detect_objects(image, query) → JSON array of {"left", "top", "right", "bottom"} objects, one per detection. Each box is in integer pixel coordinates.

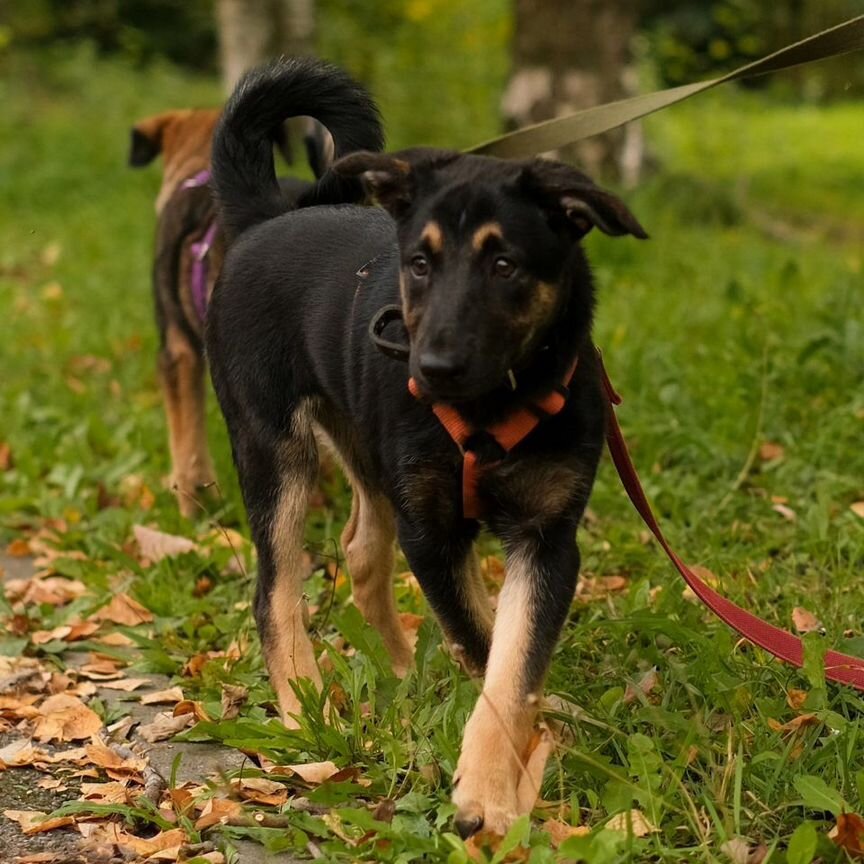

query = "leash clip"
[{"left": 369, "top": 304, "right": 411, "bottom": 362}]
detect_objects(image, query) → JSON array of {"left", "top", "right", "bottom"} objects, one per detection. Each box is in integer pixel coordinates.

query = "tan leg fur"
[
  {"left": 452, "top": 549, "right": 542, "bottom": 836},
  {"left": 159, "top": 324, "right": 216, "bottom": 518},
  {"left": 341, "top": 488, "right": 414, "bottom": 675}
]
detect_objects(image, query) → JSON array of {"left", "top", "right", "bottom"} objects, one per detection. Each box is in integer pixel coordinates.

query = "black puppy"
[{"left": 207, "top": 58, "right": 646, "bottom": 838}]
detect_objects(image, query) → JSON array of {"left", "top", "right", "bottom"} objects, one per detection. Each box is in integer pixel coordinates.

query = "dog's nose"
[{"left": 419, "top": 352, "right": 466, "bottom": 382}]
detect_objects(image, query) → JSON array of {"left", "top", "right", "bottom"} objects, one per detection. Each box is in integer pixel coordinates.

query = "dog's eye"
[
  {"left": 494, "top": 257, "right": 516, "bottom": 279},
  {"left": 410, "top": 254, "right": 430, "bottom": 278}
]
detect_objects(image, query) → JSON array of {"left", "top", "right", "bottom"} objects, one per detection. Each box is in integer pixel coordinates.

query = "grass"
[{"left": 1, "top": 42, "right": 863, "bottom": 864}]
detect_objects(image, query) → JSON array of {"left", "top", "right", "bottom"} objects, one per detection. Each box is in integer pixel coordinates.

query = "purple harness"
[{"left": 181, "top": 169, "right": 218, "bottom": 321}]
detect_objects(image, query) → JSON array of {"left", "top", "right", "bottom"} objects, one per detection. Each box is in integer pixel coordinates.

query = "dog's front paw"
[{"left": 452, "top": 766, "right": 520, "bottom": 839}]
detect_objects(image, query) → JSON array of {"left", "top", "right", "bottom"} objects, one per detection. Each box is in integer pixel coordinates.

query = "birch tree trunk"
[
  {"left": 216, "top": 0, "right": 316, "bottom": 92},
  {"left": 502, "top": 0, "right": 643, "bottom": 185}
]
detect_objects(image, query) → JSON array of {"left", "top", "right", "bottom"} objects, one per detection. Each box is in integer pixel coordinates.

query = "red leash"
[{"left": 597, "top": 350, "right": 864, "bottom": 691}]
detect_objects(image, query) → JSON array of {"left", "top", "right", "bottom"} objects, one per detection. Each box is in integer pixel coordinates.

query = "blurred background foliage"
[{"left": 2, "top": 0, "right": 863, "bottom": 96}]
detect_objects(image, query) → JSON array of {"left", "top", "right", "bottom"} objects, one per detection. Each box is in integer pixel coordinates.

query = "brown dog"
[{"left": 129, "top": 109, "right": 326, "bottom": 516}]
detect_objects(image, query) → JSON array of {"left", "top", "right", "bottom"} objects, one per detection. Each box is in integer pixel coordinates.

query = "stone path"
[{"left": 0, "top": 555, "right": 298, "bottom": 864}]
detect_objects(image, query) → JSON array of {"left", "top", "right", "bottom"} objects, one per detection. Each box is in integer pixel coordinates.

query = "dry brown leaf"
[
  {"left": 0, "top": 442, "right": 12, "bottom": 472},
  {"left": 5, "top": 538, "right": 32, "bottom": 557},
  {"left": 85, "top": 742, "right": 148, "bottom": 774},
  {"left": 173, "top": 700, "right": 212, "bottom": 722},
  {"left": 91, "top": 593, "right": 153, "bottom": 627},
  {"left": 33, "top": 694, "right": 102, "bottom": 743},
  {"left": 36, "top": 777, "right": 67, "bottom": 792},
  {"left": 31, "top": 621, "right": 100, "bottom": 645},
  {"left": 758, "top": 442, "right": 785, "bottom": 462},
  {"left": 232, "top": 776, "right": 288, "bottom": 806},
  {"left": 133, "top": 524, "right": 198, "bottom": 562},
  {"left": 772, "top": 503, "right": 798, "bottom": 522},
  {"left": 2, "top": 809, "right": 75, "bottom": 834},
  {"left": 576, "top": 575, "right": 629, "bottom": 602},
  {"left": 6, "top": 576, "right": 88, "bottom": 607},
  {"left": 792, "top": 607, "right": 824, "bottom": 634},
  {"left": 77, "top": 655, "right": 126, "bottom": 681},
  {"left": 140, "top": 686, "right": 184, "bottom": 706},
  {"left": 398, "top": 612, "right": 425, "bottom": 652},
  {"left": 194, "top": 798, "right": 244, "bottom": 830},
  {"left": 94, "top": 631, "right": 136, "bottom": 648},
  {"left": 79, "top": 781, "right": 132, "bottom": 805},
  {"left": 830, "top": 812, "right": 864, "bottom": 857},
  {"left": 138, "top": 711, "right": 194, "bottom": 743},
  {"left": 282, "top": 760, "right": 340, "bottom": 784},
  {"left": 542, "top": 819, "right": 591, "bottom": 846},
  {"left": 721, "top": 837, "right": 751, "bottom": 864},
  {"left": 850, "top": 502, "right": 864, "bottom": 520},
  {"left": 623, "top": 667, "right": 661, "bottom": 704},
  {"left": 221, "top": 683, "right": 248, "bottom": 720},
  {"left": 767, "top": 713, "right": 820, "bottom": 735},
  {"left": 606, "top": 809, "right": 658, "bottom": 836},
  {"left": 98, "top": 677, "right": 150, "bottom": 692},
  {"left": 786, "top": 688, "right": 809, "bottom": 710}
]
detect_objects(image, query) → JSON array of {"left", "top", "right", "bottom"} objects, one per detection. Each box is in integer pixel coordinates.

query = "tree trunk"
[
  {"left": 215, "top": 0, "right": 321, "bottom": 167},
  {"left": 502, "top": 0, "right": 642, "bottom": 185},
  {"left": 216, "top": 0, "right": 316, "bottom": 93}
]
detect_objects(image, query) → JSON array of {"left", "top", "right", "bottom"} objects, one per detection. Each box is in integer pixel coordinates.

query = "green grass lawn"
[{"left": 1, "top": 46, "right": 863, "bottom": 863}]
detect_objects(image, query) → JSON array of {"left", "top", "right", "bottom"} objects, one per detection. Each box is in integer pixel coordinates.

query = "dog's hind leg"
[
  {"left": 240, "top": 407, "right": 322, "bottom": 728},
  {"left": 451, "top": 524, "right": 580, "bottom": 838},
  {"left": 341, "top": 488, "right": 413, "bottom": 675},
  {"left": 159, "top": 324, "right": 216, "bottom": 518}
]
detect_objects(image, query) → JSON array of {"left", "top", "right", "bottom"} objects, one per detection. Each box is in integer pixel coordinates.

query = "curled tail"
[{"left": 212, "top": 57, "right": 384, "bottom": 243}]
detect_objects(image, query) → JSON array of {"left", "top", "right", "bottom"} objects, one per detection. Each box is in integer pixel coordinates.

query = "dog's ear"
[
  {"left": 331, "top": 151, "right": 415, "bottom": 215},
  {"left": 520, "top": 160, "right": 648, "bottom": 240},
  {"left": 129, "top": 111, "right": 178, "bottom": 168}
]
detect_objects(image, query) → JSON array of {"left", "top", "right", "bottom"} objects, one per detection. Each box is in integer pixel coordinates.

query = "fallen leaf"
[
  {"left": 141, "top": 687, "right": 184, "bottom": 705},
  {"left": 759, "top": 442, "right": 785, "bottom": 462},
  {"left": 772, "top": 503, "right": 798, "bottom": 522},
  {"left": 0, "top": 442, "right": 12, "bottom": 471},
  {"left": 398, "top": 612, "right": 425, "bottom": 652},
  {"left": 6, "top": 576, "right": 88, "bottom": 607},
  {"left": 3, "top": 809, "right": 75, "bottom": 834},
  {"left": 850, "top": 502, "right": 864, "bottom": 520},
  {"left": 133, "top": 525, "right": 198, "bottom": 562},
  {"left": 85, "top": 742, "right": 148, "bottom": 775},
  {"left": 33, "top": 694, "right": 102, "bottom": 742},
  {"left": 138, "top": 711, "right": 194, "bottom": 743},
  {"left": 5, "top": 538, "right": 31, "bottom": 557},
  {"left": 543, "top": 819, "right": 591, "bottom": 846},
  {"left": 98, "top": 677, "right": 150, "bottom": 692},
  {"left": 830, "top": 812, "right": 864, "bottom": 857},
  {"left": 232, "top": 776, "right": 288, "bottom": 806},
  {"left": 94, "top": 631, "right": 136, "bottom": 648},
  {"left": 80, "top": 780, "right": 132, "bottom": 805},
  {"left": 623, "top": 667, "right": 660, "bottom": 704},
  {"left": 173, "top": 700, "right": 212, "bottom": 722},
  {"left": 282, "top": 760, "right": 340, "bottom": 785},
  {"left": 194, "top": 797, "right": 243, "bottom": 830},
  {"left": 220, "top": 683, "right": 248, "bottom": 720},
  {"left": 576, "top": 575, "right": 629, "bottom": 602},
  {"left": 792, "top": 607, "right": 824, "bottom": 635},
  {"left": 91, "top": 593, "right": 153, "bottom": 626},
  {"left": 721, "top": 837, "right": 752, "bottom": 864},
  {"left": 36, "top": 778, "right": 67, "bottom": 792},
  {"left": 606, "top": 809, "right": 659, "bottom": 837},
  {"left": 768, "top": 714, "right": 820, "bottom": 737},
  {"left": 786, "top": 688, "right": 809, "bottom": 710}
]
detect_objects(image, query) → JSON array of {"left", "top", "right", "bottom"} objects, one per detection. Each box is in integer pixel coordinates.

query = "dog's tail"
[{"left": 212, "top": 57, "right": 384, "bottom": 243}]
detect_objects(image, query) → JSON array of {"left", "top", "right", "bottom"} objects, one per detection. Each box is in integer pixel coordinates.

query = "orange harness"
[{"left": 408, "top": 357, "right": 579, "bottom": 519}]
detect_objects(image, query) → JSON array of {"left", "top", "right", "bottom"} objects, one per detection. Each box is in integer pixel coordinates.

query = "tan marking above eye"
[
  {"left": 420, "top": 221, "right": 444, "bottom": 253},
  {"left": 471, "top": 222, "right": 503, "bottom": 252}
]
